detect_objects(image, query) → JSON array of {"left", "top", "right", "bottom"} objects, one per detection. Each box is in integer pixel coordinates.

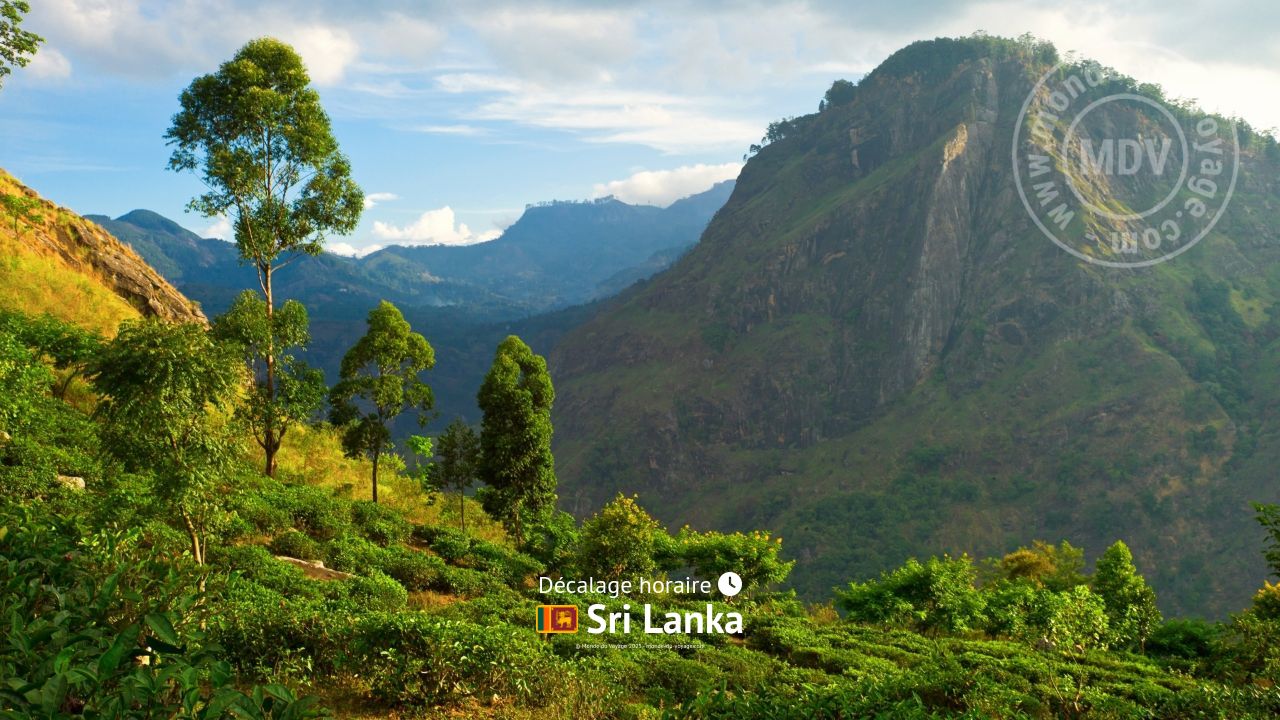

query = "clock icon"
[{"left": 717, "top": 571, "right": 743, "bottom": 598}]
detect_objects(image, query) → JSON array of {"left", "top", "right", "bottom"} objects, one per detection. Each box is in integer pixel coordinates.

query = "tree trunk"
[
  {"left": 263, "top": 264, "right": 278, "bottom": 478},
  {"left": 371, "top": 448, "right": 380, "bottom": 504},
  {"left": 183, "top": 512, "right": 204, "bottom": 566}
]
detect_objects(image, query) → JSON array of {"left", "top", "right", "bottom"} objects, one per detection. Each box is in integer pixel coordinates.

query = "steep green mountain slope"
[{"left": 550, "top": 36, "right": 1280, "bottom": 617}]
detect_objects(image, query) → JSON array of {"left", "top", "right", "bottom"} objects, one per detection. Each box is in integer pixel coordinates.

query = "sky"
[{"left": 1, "top": 0, "right": 1277, "bottom": 257}]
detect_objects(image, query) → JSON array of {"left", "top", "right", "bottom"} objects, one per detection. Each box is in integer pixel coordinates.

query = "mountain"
[
  {"left": 363, "top": 180, "right": 735, "bottom": 311},
  {"left": 101, "top": 180, "right": 734, "bottom": 320},
  {"left": 95, "top": 181, "right": 732, "bottom": 431},
  {"left": 548, "top": 36, "right": 1280, "bottom": 617},
  {"left": 0, "top": 171, "right": 205, "bottom": 334},
  {"left": 87, "top": 210, "right": 514, "bottom": 320}
]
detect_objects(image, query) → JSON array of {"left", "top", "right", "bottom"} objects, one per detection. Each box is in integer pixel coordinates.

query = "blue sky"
[{"left": 2, "top": 1, "right": 1276, "bottom": 256}]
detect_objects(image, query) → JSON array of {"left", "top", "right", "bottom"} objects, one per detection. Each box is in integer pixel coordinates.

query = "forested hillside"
[{"left": 551, "top": 35, "right": 1280, "bottom": 618}]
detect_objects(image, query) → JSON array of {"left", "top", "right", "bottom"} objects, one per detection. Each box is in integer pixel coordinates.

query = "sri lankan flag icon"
[{"left": 536, "top": 605, "right": 579, "bottom": 633}]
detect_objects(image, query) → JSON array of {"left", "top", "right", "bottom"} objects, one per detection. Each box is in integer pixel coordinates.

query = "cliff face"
[
  {"left": 549, "top": 38, "right": 1280, "bottom": 616},
  {"left": 0, "top": 170, "right": 206, "bottom": 328}
]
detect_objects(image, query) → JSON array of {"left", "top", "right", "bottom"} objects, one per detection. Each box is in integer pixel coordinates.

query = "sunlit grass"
[
  {"left": 0, "top": 171, "right": 138, "bottom": 337},
  {"left": 267, "top": 422, "right": 509, "bottom": 545}
]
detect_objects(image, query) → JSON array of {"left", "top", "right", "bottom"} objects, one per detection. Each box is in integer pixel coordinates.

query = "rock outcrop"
[{"left": 1, "top": 170, "right": 206, "bottom": 325}]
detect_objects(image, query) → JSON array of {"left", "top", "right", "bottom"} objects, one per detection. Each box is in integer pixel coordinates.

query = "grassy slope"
[{"left": 0, "top": 170, "right": 140, "bottom": 336}]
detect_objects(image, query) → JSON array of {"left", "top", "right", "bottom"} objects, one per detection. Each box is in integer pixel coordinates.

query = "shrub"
[
  {"left": 525, "top": 509, "right": 580, "bottom": 570},
  {"left": 233, "top": 490, "right": 291, "bottom": 534},
  {"left": 382, "top": 547, "right": 447, "bottom": 591},
  {"left": 345, "top": 570, "right": 408, "bottom": 612},
  {"left": 436, "top": 565, "right": 496, "bottom": 597},
  {"left": 352, "top": 500, "right": 412, "bottom": 546},
  {"left": 577, "top": 494, "right": 663, "bottom": 581},
  {"left": 212, "top": 544, "right": 315, "bottom": 598},
  {"left": 324, "top": 534, "right": 388, "bottom": 574},
  {"left": 837, "top": 555, "right": 986, "bottom": 634},
  {"left": 214, "top": 591, "right": 352, "bottom": 676},
  {"left": 278, "top": 484, "right": 351, "bottom": 540},
  {"left": 269, "top": 530, "right": 324, "bottom": 561},
  {"left": 0, "top": 501, "right": 326, "bottom": 717},
  {"left": 673, "top": 527, "right": 793, "bottom": 597},
  {"left": 1147, "top": 619, "right": 1221, "bottom": 661},
  {"left": 469, "top": 538, "right": 544, "bottom": 583},
  {"left": 352, "top": 614, "right": 554, "bottom": 706},
  {"left": 415, "top": 523, "right": 472, "bottom": 561}
]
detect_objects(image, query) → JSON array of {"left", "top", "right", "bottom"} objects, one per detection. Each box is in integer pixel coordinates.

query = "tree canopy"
[
  {"left": 166, "top": 37, "right": 363, "bottom": 477},
  {"left": 0, "top": 1, "right": 41, "bottom": 90},
  {"left": 91, "top": 320, "right": 241, "bottom": 565},
  {"left": 477, "top": 335, "right": 556, "bottom": 544},
  {"left": 329, "top": 301, "right": 434, "bottom": 503}
]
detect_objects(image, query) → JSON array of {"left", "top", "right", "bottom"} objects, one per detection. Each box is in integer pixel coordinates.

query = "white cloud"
[
  {"left": 280, "top": 26, "right": 358, "bottom": 85},
  {"left": 467, "top": 8, "right": 638, "bottom": 84},
  {"left": 593, "top": 163, "right": 742, "bottom": 207},
  {"left": 26, "top": 47, "right": 73, "bottom": 80},
  {"left": 415, "top": 124, "right": 486, "bottom": 136},
  {"left": 439, "top": 74, "right": 764, "bottom": 153},
  {"left": 201, "top": 216, "right": 231, "bottom": 240},
  {"left": 328, "top": 242, "right": 383, "bottom": 258},
  {"left": 371, "top": 206, "right": 502, "bottom": 246},
  {"left": 362, "top": 192, "right": 399, "bottom": 210}
]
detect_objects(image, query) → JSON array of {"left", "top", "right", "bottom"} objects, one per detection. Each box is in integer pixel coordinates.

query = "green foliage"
[
  {"left": 424, "top": 418, "right": 480, "bottom": 532},
  {"left": 1255, "top": 502, "right": 1280, "bottom": 578},
  {"left": 1146, "top": 619, "right": 1222, "bottom": 661},
  {"left": 1252, "top": 581, "right": 1280, "bottom": 621},
  {"left": 0, "top": 311, "right": 103, "bottom": 400},
  {"left": 818, "top": 79, "right": 857, "bottom": 111},
  {"left": 1093, "top": 541, "right": 1162, "bottom": 649},
  {"left": 577, "top": 494, "right": 663, "bottom": 581},
  {"left": 167, "top": 37, "right": 362, "bottom": 480},
  {"left": 0, "top": 192, "right": 41, "bottom": 238},
  {"left": 329, "top": 300, "right": 434, "bottom": 503},
  {"left": 165, "top": 37, "right": 363, "bottom": 267},
  {"left": 1034, "top": 584, "right": 1112, "bottom": 650},
  {"left": 92, "top": 319, "right": 241, "bottom": 565},
  {"left": 268, "top": 530, "right": 323, "bottom": 562},
  {"left": 995, "top": 540, "right": 1087, "bottom": 591},
  {"left": 351, "top": 499, "right": 412, "bottom": 546},
  {"left": 212, "top": 544, "right": 315, "bottom": 598},
  {"left": 0, "top": 327, "right": 50, "bottom": 435},
  {"left": 0, "top": 502, "right": 325, "bottom": 718},
  {"left": 673, "top": 527, "right": 794, "bottom": 597},
  {"left": 0, "top": 1, "right": 42, "bottom": 89},
  {"left": 523, "top": 509, "right": 580, "bottom": 571},
  {"left": 352, "top": 614, "right": 553, "bottom": 707},
  {"left": 838, "top": 555, "right": 986, "bottom": 634},
  {"left": 212, "top": 290, "right": 327, "bottom": 475},
  {"left": 477, "top": 335, "right": 556, "bottom": 543},
  {"left": 345, "top": 570, "right": 407, "bottom": 612}
]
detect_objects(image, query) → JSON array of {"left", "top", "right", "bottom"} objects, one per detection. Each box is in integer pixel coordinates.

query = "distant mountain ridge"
[
  {"left": 94, "top": 180, "right": 735, "bottom": 433},
  {"left": 95, "top": 180, "right": 734, "bottom": 319}
]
